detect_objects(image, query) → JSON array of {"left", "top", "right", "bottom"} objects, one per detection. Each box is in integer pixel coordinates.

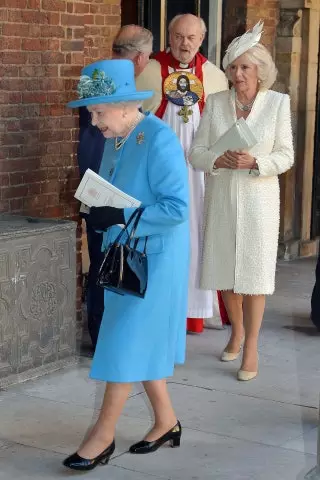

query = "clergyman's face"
[{"left": 169, "top": 17, "right": 204, "bottom": 65}]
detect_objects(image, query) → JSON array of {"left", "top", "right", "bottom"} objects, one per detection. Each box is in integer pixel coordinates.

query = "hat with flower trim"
[{"left": 67, "top": 59, "right": 153, "bottom": 108}]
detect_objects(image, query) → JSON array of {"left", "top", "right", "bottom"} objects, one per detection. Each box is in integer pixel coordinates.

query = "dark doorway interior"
[
  {"left": 120, "top": 0, "right": 210, "bottom": 56},
  {"left": 121, "top": 0, "right": 138, "bottom": 25}
]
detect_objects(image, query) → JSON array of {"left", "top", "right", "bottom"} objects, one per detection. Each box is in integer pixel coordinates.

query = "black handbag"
[{"left": 97, "top": 208, "right": 148, "bottom": 298}]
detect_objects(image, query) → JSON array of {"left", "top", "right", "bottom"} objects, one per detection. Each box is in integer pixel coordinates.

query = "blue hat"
[{"left": 67, "top": 59, "right": 153, "bottom": 108}]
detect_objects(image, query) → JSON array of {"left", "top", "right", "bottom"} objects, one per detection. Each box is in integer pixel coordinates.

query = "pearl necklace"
[
  {"left": 235, "top": 95, "right": 256, "bottom": 112},
  {"left": 115, "top": 112, "right": 144, "bottom": 150}
]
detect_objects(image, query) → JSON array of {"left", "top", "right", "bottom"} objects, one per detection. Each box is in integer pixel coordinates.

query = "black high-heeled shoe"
[
  {"left": 63, "top": 440, "right": 115, "bottom": 471},
  {"left": 129, "top": 421, "right": 181, "bottom": 454}
]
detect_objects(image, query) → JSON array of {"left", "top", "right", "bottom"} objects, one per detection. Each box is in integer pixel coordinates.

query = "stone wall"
[
  {"left": 275, "top": 1, "right": 320, "bottom": 258},
  {"left": 0, "top": 216, "right": 77, "bottom": 387}
]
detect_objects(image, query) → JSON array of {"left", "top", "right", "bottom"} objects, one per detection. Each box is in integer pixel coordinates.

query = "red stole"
[{"left": 153, "top": 51, "right": 207, "bottom": 119}]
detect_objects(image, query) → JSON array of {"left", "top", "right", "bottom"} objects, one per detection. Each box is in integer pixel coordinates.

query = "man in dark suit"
[
  {"left": 311, "top": 250, "right": 320, "bottom": 331},
  {"left": 79, "top": 25, "right": 153, "bottom": 349}
]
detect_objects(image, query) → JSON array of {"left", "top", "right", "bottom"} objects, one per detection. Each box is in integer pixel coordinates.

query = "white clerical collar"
[{"left": 165, "top": 48, "right": 193, "bottom": 69}]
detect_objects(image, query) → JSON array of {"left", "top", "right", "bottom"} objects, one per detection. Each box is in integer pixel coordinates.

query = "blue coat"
[{"left": 90, "top": 113, "right": 190, "bottom": 382}]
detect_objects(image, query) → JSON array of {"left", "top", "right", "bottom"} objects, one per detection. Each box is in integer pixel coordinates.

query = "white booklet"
[
  {"left": 211, "top": 117, "right": 258, "bottom": 157},
  {"left": 75, "top": 168, "right": 141, "bottom": 209}
]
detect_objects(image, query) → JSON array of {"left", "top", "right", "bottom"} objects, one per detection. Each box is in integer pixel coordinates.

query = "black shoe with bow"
[
  {"left": 63, "top": 440, "right": 115, "bottom": 471},
  {"left": 129, "top": 421, "right": 181, "bottom": 454}
]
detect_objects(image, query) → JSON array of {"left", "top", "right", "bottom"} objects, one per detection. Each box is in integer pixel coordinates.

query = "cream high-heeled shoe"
[
  {"left": 220, "top": 350, "right": 241, "bottom": 362},
  {"left": 221, "top": 339, "right": 244, "bottom": 362},
  {"left": 237, "top": 369, "right": 258, "bottom": 381},
  {"left": 237, "top": 351, "right": 259, "bottom": 381}
]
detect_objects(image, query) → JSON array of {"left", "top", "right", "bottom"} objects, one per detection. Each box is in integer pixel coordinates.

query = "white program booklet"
[
  {"left": 211, "top": 117, "right": 258, "bottom": 157},
  {"left": 75, "top": 168, "right": 141, "bottom": 209}
]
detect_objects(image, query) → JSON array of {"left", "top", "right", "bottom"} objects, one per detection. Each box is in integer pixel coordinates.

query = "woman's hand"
[
  {"left": 214, "top": 153, "right": 238, "bottom": 169},
  {"left": 86, "top": 206, "right": 125, "bottom": 231},
  {"left": 214, "top": 150, "right": 256, "bottom": 170}
]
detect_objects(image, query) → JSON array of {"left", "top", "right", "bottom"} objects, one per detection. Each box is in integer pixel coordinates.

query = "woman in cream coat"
[{"left": 189, "top": 22, "right": 294, "bottom": 381}]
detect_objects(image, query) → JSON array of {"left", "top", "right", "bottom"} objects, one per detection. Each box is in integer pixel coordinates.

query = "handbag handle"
[
  {"left": 128, "top": 209, "right": 148, "bottom": 254},
  {"left": 125, "top": 208, "right": 148, "bottom": 255},
  {"left": 126, "top": 208, "right": 144, "bottom": 245},
  {"left": 133, "top": 235, "right": 148, "bottom": 254},
  {"left": 112, "top": 208, "right": 143, "bottom": 245},
  {"left": 125, "top": 209, "right": 148, "bottom": 254},
  {"left": 110, "top": 208, "right": 148, "bottom": 254}
]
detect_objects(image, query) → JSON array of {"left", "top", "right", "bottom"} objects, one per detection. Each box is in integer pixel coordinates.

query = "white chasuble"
[{"left": 163, "top": 67, "right": 215, "bottom": 319}]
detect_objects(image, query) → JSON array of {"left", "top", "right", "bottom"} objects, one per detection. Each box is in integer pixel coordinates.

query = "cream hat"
[{"left": 222, "top": 21, "right": 264, "bottom": 70}]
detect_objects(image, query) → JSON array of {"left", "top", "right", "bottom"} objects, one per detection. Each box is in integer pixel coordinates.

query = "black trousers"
[
  {"left": 311, "top": 249, "right": 320, "bottom": 330},
  {"left": 85, "top": 223, "right": 105, "bottom": 347}
]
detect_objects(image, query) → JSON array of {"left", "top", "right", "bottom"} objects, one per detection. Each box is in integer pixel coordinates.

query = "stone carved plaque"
[
  {"left": 15, "top": 246, "right": 31, "bottom": 273},
  {"left": 30, "top": 282, "right": 58, "bottom": 318},
  {"left": 0, "top": 216, "right": 77, "bottom": 382},
  {"left": 0, "top": 252, "right": 9, "bottom": 281}
]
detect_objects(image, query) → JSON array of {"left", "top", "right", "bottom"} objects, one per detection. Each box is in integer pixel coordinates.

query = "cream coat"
[{"left": 189, "top": 89, "right": 294, "bottom": 295}]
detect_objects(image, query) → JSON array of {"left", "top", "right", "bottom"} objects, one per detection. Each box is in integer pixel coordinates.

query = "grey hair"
[
  {"left": 226, "top": 43, "right": 278, "bottom": 90},
  {"left": 112, "top": 25, "right": 153, "bottom": 55},
  {"left": 168, "top": 14, "right": 207, "bottom": 36}
]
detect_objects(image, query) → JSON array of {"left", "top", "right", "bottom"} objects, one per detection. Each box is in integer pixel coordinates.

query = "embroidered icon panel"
[{"left": 164, "top": 71, "right": 203, "bottom": 108}]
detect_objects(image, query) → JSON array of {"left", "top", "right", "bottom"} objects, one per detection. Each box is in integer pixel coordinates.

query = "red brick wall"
[
  {"left": 0, "top": 0, "right": 120, "bottom": 218},
  {"left": 0, "top": 0, "right": 121, "bottom": 317},
  {"left": 222, "top": 0, "right": 279, "bottom": 56},
  {"left": 222, "top": 0, "right": 247, "bottom": 55},
  {"left": 246, "top": 0, "right": 279, "bottom": 51}
]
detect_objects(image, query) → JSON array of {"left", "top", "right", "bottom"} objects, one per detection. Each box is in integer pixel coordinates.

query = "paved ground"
[{"left": 0, "top": 259, "right": 319, "bottom": 480}]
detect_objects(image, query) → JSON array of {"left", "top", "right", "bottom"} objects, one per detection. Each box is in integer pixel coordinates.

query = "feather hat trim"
[{"left": 222, "top": 20, "right": 264, "bottom": 70}]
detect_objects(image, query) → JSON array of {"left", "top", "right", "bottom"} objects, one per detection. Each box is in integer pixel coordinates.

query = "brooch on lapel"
[{"left": 136, "top": 132, "right": 145, "bottom": 145}]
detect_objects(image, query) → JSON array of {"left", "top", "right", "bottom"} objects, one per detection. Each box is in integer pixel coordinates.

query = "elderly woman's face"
[
  {"left": 228, "top": 54, "right": 258, "bottom": 93},
  {"left": 88, "top": 104, "right": 127, "bottom": 138}
]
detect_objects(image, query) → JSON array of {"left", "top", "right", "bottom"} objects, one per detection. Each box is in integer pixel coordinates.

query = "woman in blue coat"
[{"left": 63, "top": 59, "right": 189, "bottom": 471}]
